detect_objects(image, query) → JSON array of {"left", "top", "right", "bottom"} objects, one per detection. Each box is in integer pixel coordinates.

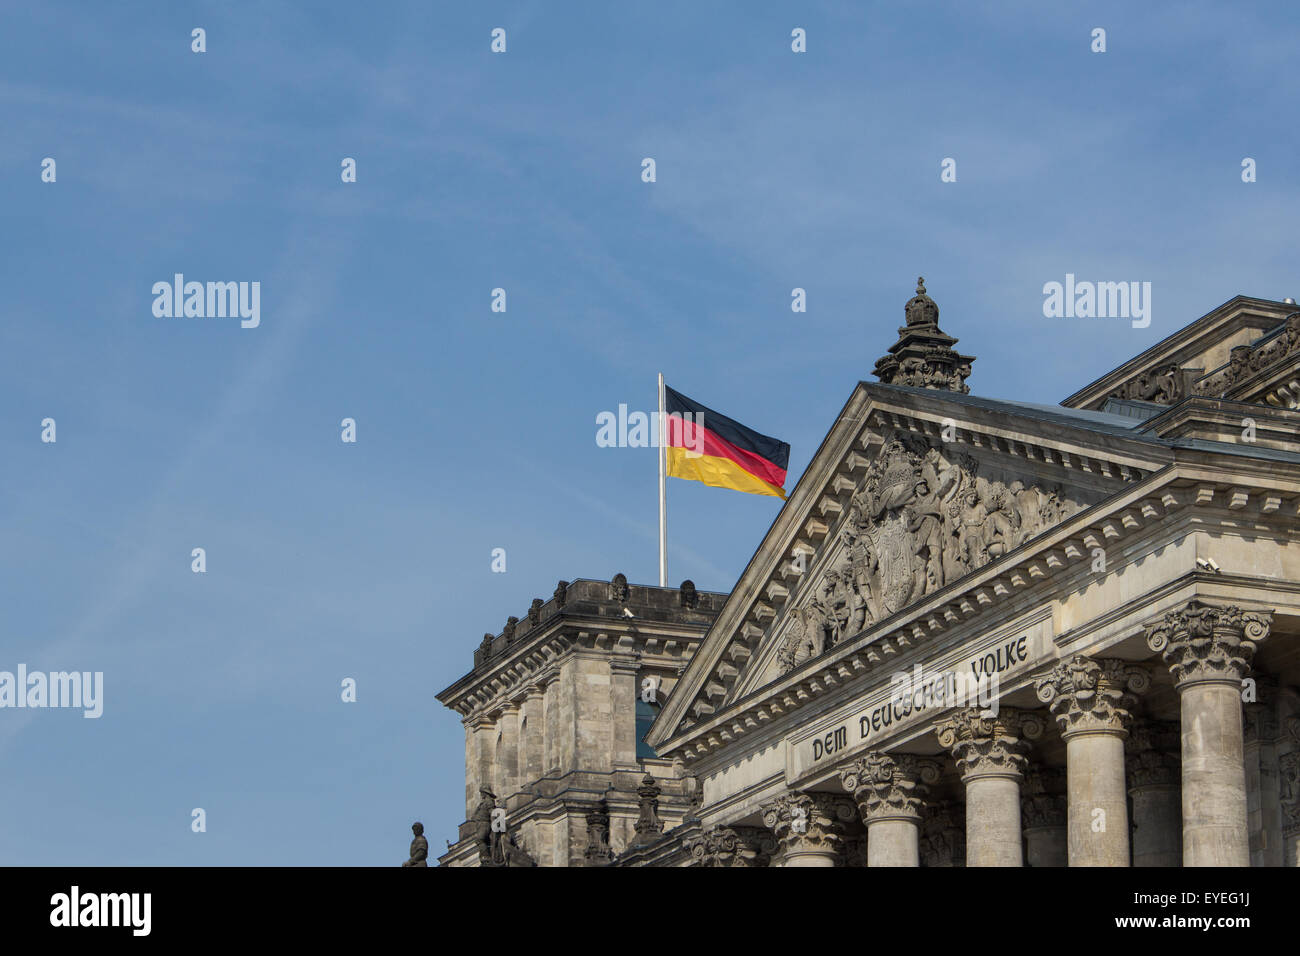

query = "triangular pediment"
[
  {"left": 649, "top": 383, "right": 1173, "bottom": 749},
  {"left": 1062, "top": 296, "right": 1298, "bottom": 410}
]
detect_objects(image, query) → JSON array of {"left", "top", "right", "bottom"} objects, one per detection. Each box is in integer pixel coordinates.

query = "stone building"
[
  {"left": 439, "top": 282, "right": 1300, "bottom": 866},
  {"left": 435, "top": 576, "right": 725, "bottom": 866}
]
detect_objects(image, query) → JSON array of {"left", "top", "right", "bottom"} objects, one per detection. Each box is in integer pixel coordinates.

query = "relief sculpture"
[{"left": 777, "top": 433, "right": 1078, "bottom": 674}]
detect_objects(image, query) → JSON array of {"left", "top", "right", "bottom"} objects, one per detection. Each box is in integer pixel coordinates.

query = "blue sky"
[{"left": 1, "top": 1, "right": 1297, "bottom": 865}]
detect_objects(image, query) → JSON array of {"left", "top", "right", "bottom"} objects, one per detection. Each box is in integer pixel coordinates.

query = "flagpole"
[{"left": 658, "top": 372, "right": 667, "bottom": 587}]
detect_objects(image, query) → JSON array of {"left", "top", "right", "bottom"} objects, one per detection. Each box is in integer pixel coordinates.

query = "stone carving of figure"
[
  {"left": 803, "top": 604, "right": 828, "bottom": 659},
  {"left": 843, "top": 568, "right": 869, "bottom": 637},
  {"left": 854, "top": 538, "right": 881, "bottom": 624},
  {"left": 775, "top": 432, "right": 1084, "bottom": 676},
  {"left": 780, "top": 604, "right": 828, "bottom": 671},
  {"left": 501, "top": 830, "right": 537, "bottom": 867},
  {"left": 469, "top": 788, "right": 497, "bottom": 862},
  {"left": 954, "top": 488, "right": 989, "bottom": 569},
  {"left": 1008, "top": 480, "right": 1040, "bottom": 539},
  {"left": 980, "top": 483, "right": 1022, "bottom": 560},
  {"left": 402, "top": 821, "right": 428, "bottom": 867},
  {"left": 1040, "top": 486, "right": 1065, "bottom": 527},
  {"left": 827, "top": 571, "right": 855, "bottom": 644},
  {"left": 905, "top": 475, "right": 946, "bottom": 597},
  {"left": 1280, "top": 313, "right": 1300, "bottom": 358},
  {"left": 1227, "top": 346, "right": 1252, "bottom": 384}
]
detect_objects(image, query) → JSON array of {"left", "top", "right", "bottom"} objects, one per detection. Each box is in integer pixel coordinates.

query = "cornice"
[{"left": 446, "top": 623, "right": 704, "bottom": 719}]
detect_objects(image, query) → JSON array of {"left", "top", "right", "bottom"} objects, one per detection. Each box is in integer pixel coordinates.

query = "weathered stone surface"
[
  {"left": 873, "top": 278, "right": 975, "bottom": 394},
  {"left": 435, "top": 288, "right": 1300, "bottom": 871}
]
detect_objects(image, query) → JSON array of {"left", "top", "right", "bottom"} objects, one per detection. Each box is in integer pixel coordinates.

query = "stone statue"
[
  {"left": 905, "top": 474, "right": 946, "bottom": 595},
  {"left": 502, "top": 830, "right": 537, "bottom": 867},
  {"left": 954, "top": 488, "right": 989, "bottom": 569},
  {"left": 468, "top": 786, "right": 538, "bottom": 867},
  {"left": 469, "top": 787, "right": 497, "bottom": 862},
  {"left": 402, "top": 821, "right": 429, "bottom": 867}
]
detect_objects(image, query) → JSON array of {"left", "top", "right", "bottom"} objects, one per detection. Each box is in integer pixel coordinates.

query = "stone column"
[
  {"left": 1020, "top": 765, "right": 1067, "bottom": 867},
  {"left": 1036, "top": 656, "right": 1149, "bottom": 867},
  {"left": 840, "top": 753, "right": 941, "bottom": 867},
  {"left": 498, "top": 702, "right": 521, "bottom": 797},
  {"left": 610, "top": 658, "right": 640, "bottom": 771},
  {"left": 463, "top": 720, "right": 478, "bottom": 819},
  {"left": 522, "top": 686, "right": 545, "bottom": 785},
  {"left": 935, "top": 707, "right": 1044, "bottom": 867},
  {"left": 761, "top": 792, "right": 857, "bottom": 867},
  {"left": 540, "top": 673, "right": 560, "bottom": 774},
  {"left": 1126, "top": 718, "right": 1182, "bottom": 867},
  {"left": 468, "top": 714, "right": 496, "bottom": 813},
  {"left": 1145, "top": 601, "right": 1271, "bottom": 867}
]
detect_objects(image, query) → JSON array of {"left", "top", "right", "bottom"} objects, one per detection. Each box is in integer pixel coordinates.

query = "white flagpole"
[{"left": 658, "top": 372, "right": 667, "bottom": 586}]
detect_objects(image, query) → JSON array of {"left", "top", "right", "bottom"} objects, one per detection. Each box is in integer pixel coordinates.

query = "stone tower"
[{"left": 436, "top": 575, "right": 725, "bottom": 865}]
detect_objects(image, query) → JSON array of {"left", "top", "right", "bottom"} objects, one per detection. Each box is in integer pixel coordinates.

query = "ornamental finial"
[{"left": 917, "top": 276, "right": 926, "bottom": 295}]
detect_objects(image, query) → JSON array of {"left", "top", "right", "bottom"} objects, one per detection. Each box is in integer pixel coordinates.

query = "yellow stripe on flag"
[{"left": 665, "top": 447, "right": 786, "bottom": 499}]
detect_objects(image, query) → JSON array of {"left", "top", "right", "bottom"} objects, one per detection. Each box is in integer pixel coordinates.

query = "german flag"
[{"left": 664, "top": 386, "right": 790, "bottom": 499}]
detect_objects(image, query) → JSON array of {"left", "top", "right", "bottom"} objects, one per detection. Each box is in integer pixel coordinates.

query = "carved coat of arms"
[{"left": 776, "top": 432, "right": 1079, "bottom": 674}]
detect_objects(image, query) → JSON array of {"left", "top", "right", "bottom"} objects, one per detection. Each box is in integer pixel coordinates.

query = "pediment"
[
  {"left": 650, "top": 383, "right": 1171, "bottom": 748},
  {"left": 1062, "top": 296, "right": 1298, "bottom": 410},
  {"left": 731, "top": 433, "right": 1105, "bottom": 699}
]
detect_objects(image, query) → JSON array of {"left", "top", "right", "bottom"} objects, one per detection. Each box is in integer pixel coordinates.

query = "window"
[{"left": 635, "top": 697, "right": 660, "bottom": 759}]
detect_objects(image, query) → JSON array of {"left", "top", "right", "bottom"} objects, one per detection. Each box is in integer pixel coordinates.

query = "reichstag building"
[{"left": 435, "top": 282, "right": 1300, "bottom": 867}]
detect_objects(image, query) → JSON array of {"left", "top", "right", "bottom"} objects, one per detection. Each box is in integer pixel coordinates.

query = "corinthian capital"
[
  {"left": 839, "top": 752, "right": 942, "bottom": 822},
  {"left": 1144, "top": 601, "right": 1271, "bottom": 688},
  {"left": 1035, "top": 656, "right": 1149, "bottom": 738},
  {"left": 760, "top": 792, "right": 857, "bottom": 856},
  {"left": 685, "top": 825, "right": 777, "bottom": 867},
  {"left": 934, "top": 706, "right": 1044, "bottom": 779}
]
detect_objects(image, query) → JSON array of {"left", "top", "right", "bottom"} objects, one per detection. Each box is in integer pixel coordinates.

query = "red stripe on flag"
[{"left": 666, "top": 415, "right": 788, "bottom": 490}]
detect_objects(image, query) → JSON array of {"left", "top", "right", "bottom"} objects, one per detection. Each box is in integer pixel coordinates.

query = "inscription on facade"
[{"left": 784, "top": 608, "right": 1052, "bottom": 784}]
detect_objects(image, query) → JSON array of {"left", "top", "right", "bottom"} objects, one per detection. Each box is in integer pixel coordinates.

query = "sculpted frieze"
[
  {"left": 776, "top": 433, "right": 1086, "bottom": 674},
  {"left": 1195, "top": 312, "right": 1300, "bottom": 398},
  {"left": 1109, "top": 364, "right": 1190, "bottom": 404}
]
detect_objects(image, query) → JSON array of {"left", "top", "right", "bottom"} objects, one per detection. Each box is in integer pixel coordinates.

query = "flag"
[{"left": 663, "top": 385, "right": 791, "bottom": 499}]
